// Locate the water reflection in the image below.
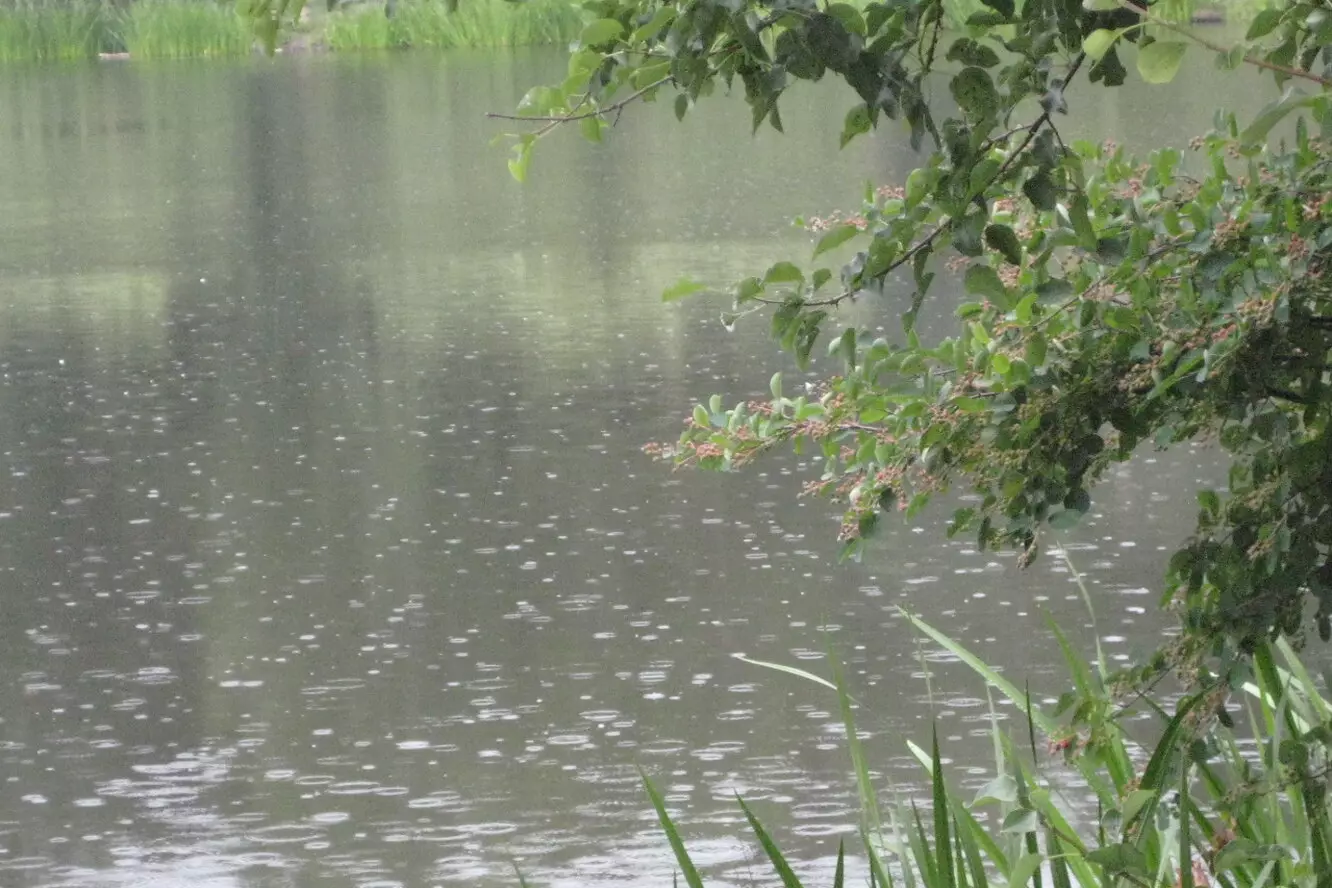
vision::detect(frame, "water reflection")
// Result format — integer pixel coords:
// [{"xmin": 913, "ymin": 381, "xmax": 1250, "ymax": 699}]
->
[{"xmin": 0, "ymin": 48, "xmax": 1271, "ymax": 886}]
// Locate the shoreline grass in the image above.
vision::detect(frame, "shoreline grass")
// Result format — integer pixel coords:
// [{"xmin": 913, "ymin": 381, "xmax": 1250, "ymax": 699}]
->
[
  {"xmin": 0, "ymin": 1, "xmax": 107, "ymax": 62},
  {"xmin": 0, "ymin": 0, "xmax": 586, "ymax": 61},
  {"xmin": 644, "ymin": 582, "xmax": 1332, "ymax": 888},
  {"xmin": 0, "ymin": 0, "xmax": 1270, "ymax": 62},
  {"xmin": 116, "ymin": 0, "xmax": 251, "ymax": 59},
  {"xmin": 325, "ymin": 0, "xmax": 583, "ymax": 52}
]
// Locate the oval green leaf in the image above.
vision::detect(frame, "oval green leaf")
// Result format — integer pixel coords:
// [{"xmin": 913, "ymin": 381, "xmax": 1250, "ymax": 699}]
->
[{"xmin": 1136, "ymin": 41, "xmax": 1188, "ymax": 84}]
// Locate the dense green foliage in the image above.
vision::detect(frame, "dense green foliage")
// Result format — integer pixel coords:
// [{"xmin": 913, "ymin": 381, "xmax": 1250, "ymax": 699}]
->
[{"xmin": 498, "ymin": 0, "xmax": 1332, "ymax": 674}]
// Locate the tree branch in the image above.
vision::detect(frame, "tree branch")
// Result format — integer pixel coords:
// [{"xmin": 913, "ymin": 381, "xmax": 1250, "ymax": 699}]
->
[
  {"xmin": 486, "ymin": 77, "xmax": 673, "ymax": 138},
  {"xmin": 800, "ymin": 52, "xmax": 1089, "ymax": 311},
  {"xmin": 1117, "ymin": 0, "xmax": 1332, "ymax": 88}
]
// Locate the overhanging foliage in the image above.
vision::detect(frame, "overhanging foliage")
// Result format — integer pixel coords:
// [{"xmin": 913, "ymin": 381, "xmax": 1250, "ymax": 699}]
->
[{"xmin": 485, "ymin": 0, "xmax": 1332, "ymax": 668}]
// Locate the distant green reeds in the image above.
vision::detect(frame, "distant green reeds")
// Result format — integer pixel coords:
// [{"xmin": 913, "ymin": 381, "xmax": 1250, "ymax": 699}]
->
[
  {"xmin": 325, "ymin": 0, "xmax": 583, "ymax": 51},
  {"xmin": 116, "ymin": 0, "xmax": 251, "ymax": 59},
  {"xmin": 0, "ymin": 1, "xmax": 106, "ymax": 62},
  {"xmin": 0, "ymin": 0, "xmax": 254, "ymax": 62}
]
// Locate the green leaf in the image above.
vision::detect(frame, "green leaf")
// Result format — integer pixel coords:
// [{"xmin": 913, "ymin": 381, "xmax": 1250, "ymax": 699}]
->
[
  {"xmin": 1246, "ymin": 7, "xmax": 1282, "ymax": 39},
  {"xmin": 826, "ymin": 3, "xmax": 867, "ymax": 36},
  {"xmin": 662, "ymin": 277, "xmax": 706, "ymax": 302},
  {"xmin": 1241, "ymin": 88, "xmax": 1313, "ymax": 148},
  {"xmin": 965, "ymin": 265, "xmax": 1007, "ymax": 302},
  {"xmin": 579, "ymin": 18, "xmax": 624, "ymax": 47},
  {"xmin": 1008, "ymin": 851, "xmax": 1045, "ymax": 887},
  {"xmin": 630, "ymin": 6, "xmax": 675, "ymax": 43},
  {"xmin": 805, "ymin": 13, "xmax": 859, "ymax": 71},
  {"xmin": 763, "ymin": 261, "xmax": 804, "ymax": 286},
  {"xmin": 1001, "ymin": 808, "xmax": 1039, "ymax": 834},
  {"xmin": 972, "ymin": 774, "xmax": 1019, "ymax": 805},
  {"xmin": 841, "ymin": 103, "xmax": 873, "ymax": 148},
  {"xmin": 769, "ymin": 372, "xmax": 783, "ymax": 399},
  {"xmin": 1136, "ymin": 41, "xmax": 1188, "ymax": 84},
  {"xmin": 1086, "ymin": 843, "xmax": 1149, "ymax": 878},
  {"xmin": 1119, "ymin": 788, "xmax": 1156, "ymax": 827},
  {"xmin": 984, "ymin": 224, "xmax": 1023, "ymax": 265},
  {"xmin": 813, "ymin": 223, "xmax": 861, "ymax": 258},
  {"xmin": 508, "ymin": 141, "xmax": 532, "ymax": 183},
  {"xmin": 1213, "ymin": 838, "xmax": 1293, "ymax": 872},
  {"xmin": 1092, "ymin": 47, "xmax": 1127, "ymax": 86},
  {"xmin": 947, "ymin": 38, "xmax": 1001, "ymax": 68},
  {"xmin": 950, "ymin": 67, "xmax": 999, "ymax": 119},
  {"xmin": 579, "ymin": 115, "xmax": 605, "ymax": 143},
  {"xmin": 1068, "ymin": 195, "xmax": 1097, "ymax": 249},
  {"xmin": 1082, "ymin": 28, "xmax": 1122, "ymax": 61},
  {"xmin": 1023, "ymin": 171, "xmax": 1057, "ymax": 212},
  {"xmin": 1026, "ymin": 333, "xmax": 1047, "ymax": 367},
  {"xmin": 954, "ymin": 210, "xmax": 987, "ymax": 257}
]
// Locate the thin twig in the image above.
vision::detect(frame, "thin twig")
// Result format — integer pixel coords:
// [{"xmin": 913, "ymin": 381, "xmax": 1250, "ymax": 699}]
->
[
  {"xmin": 802, "ymin": 52, "xmax": 1090, "ymax": 311},
  {"xmin": 1117, "ymin": 0, "xmax": 1332, "ymax": 88},
  {"xmin": 486, "ymin": 77, "xmax": 673, "ymax": 138}
]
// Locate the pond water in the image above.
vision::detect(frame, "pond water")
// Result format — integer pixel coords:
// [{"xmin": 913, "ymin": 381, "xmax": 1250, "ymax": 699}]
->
[{"xmin": 0, "ymin": 46, "xmax": 1274, "ymax": 887}]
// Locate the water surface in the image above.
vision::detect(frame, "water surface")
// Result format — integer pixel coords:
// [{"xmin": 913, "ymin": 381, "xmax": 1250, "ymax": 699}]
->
[{"xmin": 0, "ymin": 47, "xmax": 1273, "ymax": 887}]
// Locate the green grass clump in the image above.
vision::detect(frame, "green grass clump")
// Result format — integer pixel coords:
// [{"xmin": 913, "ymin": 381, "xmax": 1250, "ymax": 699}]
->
[
  {"xmin": 0, "ymin": 1, "xmax": 107, "ymax": 62},
  {"xmin": 116, "ymin": 1, "xmax": 251, "ymax": 59},
  {"xmin": 324, "ymin": 0, "xmax": 582, "ymax": 51},
  {"xmin": 644, "ymin": 556, "xmax": 1332, "ymax": 888},
  {"xmin": 324, "ymin": 2, "xmax": 394, "ymax": 50}
]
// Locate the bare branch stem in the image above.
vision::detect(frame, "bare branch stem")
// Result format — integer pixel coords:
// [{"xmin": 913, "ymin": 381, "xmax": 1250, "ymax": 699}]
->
[{"xmin": 486, "ymin": 77, "xmax": 674, "ymax": 138}]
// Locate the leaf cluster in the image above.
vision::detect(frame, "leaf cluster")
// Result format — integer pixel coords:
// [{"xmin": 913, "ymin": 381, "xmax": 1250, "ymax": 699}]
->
[{"xmin": 496, "ymin": 0, "xmax": 1332, "ymax": 661}]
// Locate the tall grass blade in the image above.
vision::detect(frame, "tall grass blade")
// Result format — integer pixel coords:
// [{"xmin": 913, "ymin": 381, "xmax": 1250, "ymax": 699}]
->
[
  {"xmin": 641, "ymin": 771, "xmax": 705, "ymax": 888},
  {"xmin": 833, "ymin": 838, "xmax": 845, "ymax": 888},
  {"xmin": 1045, "ymin": 828, "xmax": 1072, "ymax": 888},
  {"xmin": 733, "ymin": 654, "xmax": 838, "ymax": 691},
  {"xmin": 737, "ymin": 795, "xmax": 805, "ymax": 888},
  {"xmin": 863, "ymin": 830, "xmax": 894, "ymax": 888},
  {"xmin": 899, "ymin": 609, "xmax": 1059, "ymax": 736},
  {"xmin": 909, "ymin": 801, "xmax": 939, "ymax": 888},
  {"xmin": 1180, "ymin": 756, "xmax": 1194, "ymax": 888},
  {"xmin": 832, "ymin": 654, "xmax": 882, "ymax": 837},
  {"xmin": 1056, "ymin": 544, "xmax": 1108, "ymax": 680},
  {"xmin": 931, "ymin": 729, "xmax": 956, "ymax": 888}
]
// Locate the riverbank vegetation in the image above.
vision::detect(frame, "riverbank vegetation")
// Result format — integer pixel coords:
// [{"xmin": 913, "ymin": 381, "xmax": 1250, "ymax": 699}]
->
[
  {"xmin": 493, "ymin": 0, "xmax": 1332, "ymax": 876},
  {"xmin": 0, "ymin": 0, "xmax": 583, "ymax": 61},
  {"xmin": 324, "ymin": 0, "xmax": 581, "ymax": 51},
  {"xmin": 0, "ymin": 0, "xmax": 1275, "ymax": 62}
]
